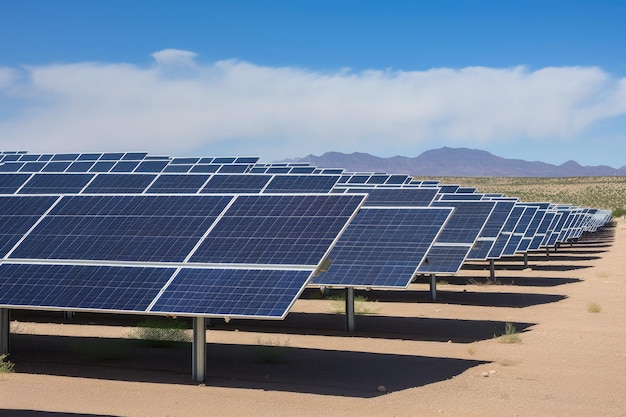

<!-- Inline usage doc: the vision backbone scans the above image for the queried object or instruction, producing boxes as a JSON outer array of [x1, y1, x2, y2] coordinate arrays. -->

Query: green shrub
[[0, 354, 15, 373], [128, 318, 191, 347]]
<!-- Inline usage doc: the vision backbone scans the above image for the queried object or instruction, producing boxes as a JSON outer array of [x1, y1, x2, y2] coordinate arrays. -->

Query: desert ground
[[1, 219, 624, 417]]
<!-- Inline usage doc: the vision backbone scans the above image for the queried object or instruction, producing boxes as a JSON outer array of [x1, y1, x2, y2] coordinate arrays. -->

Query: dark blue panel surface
[[310, 207, 452, 288], [479, 201, 516, 238], [66, 162, 95, 172], [83, 174, 156, 193], [189, 194, 364, 265], [502, 234, 523, 256], [147, 174, 210, 193], [135, 160, 169, 172], [467, 239, 497, 260], [150, 268, 311, 318], [200, 174, 271, 194], [41, 161, 71, 172], [362, 188, 438, 207], [264, 175, 340, 193], [10, 195, 233, 262], [19, 174, 93, 194], [487, 233, 511, 259], [0, 195, 59, 257], [416, 245, 472, 274], [430, 201, 495, 244], [0, 173, 30, 194], [0, 264, 174, 311], [217, 164, 248, 173]]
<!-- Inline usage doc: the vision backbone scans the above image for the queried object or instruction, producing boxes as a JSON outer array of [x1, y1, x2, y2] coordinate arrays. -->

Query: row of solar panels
[[0, 151, 613, 321]]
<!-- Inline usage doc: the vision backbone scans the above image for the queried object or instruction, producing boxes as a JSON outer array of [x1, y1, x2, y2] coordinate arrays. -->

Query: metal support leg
[[345, 287, 355, 332], [429, 274, 437, 301], [192, 317, 206, 383], [545, 247, 550, 258], [489, 259, 496, 282], [0, 309, 9, 355], [523, 252, 528, 268]]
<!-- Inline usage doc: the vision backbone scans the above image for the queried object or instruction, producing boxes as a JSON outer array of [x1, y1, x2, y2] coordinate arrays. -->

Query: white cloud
[[0, 49, 625, 160]]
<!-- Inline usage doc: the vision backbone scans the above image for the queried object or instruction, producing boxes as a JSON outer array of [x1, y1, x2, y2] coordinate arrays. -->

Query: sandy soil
[[1, 219, 625, 417]]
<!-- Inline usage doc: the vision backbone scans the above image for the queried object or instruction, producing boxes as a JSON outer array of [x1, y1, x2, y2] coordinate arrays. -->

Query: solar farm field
[[414, 176, 626, 215]]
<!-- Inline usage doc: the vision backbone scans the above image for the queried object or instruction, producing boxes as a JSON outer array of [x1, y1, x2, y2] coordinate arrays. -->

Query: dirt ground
[[1, 219, 624, 417]]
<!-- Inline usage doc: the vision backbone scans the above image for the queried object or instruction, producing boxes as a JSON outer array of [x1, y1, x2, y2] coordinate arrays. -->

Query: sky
[[1, 1, 626, 167]]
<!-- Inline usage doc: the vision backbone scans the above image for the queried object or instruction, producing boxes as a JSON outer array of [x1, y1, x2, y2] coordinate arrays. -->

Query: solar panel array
[[0, 150, 614, 322]]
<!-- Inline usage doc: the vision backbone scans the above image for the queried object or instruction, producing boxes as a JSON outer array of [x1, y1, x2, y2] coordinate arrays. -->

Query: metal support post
[[489, 259, 496, 282], [345, 287, 355, 332], [192, 317, 206, 383], [0, 309, 9, 355], [429, 274, 437, 301], [545, 247, 550, 258], [523, 252, 528, 268]]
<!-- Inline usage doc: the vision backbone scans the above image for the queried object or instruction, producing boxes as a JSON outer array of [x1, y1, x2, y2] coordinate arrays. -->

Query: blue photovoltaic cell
[[361, 188, 438, 207], [83, 174, 156, 193], [529, 235, 545, 251], [478, 201, 516, 238], [89, 161, 116, 172], [416, 245, 472, 274], [189, 194, 365, 265], [310, 207, 452, 288], [266, 167, 291, 174], [77, 153, 102, 161], [171, 157, 200, 164], [487, 233, 512, 259], [263, 175, 340, 193], [121, 152, 148, 160], [0, 264, 175, 311], [51, 153, 79, 161], [66, 162, 95, 172], [110, 161, 140, 172], [347, 175, 370, 184], [135, 160, 169, 172], [290, 167, 316, 174], [513, 207, 538, 234], [150, 268, 312, 318], [213, 157, 236, 164], [523, 209, 545, 238], [217, 164, 249, 173], [19, 162, 46, 172], [0, 163, 23, 172], [438, 185, 460, 193], [19, 174, 94, 194], [0, 195, 59, 257], [466, 239, 497, 260], [501, 206, 525, 232], [10, 195, 233, 263], [41, 161, 72, 172], [200, 174, 271, 194], [0, 174, 30, 194], [439, 193, 483, 201], [517, 237, 532, 252], [190, 164, 220, 173], [502, 234, 523, 256], [100, 153, 125, 161], [234, 157, 259, 164], [163, 165, 192, 173], [430, 201, 495, 244], [146, 174, 210, 193], [386, 175, 409, 185]]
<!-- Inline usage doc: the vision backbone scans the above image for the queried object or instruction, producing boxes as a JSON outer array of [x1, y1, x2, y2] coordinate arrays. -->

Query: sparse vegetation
[[587, 302, 602, 313], [496, 322, 521, 344], [255, 336, 291, 363], [330, 293, 379, 315], [0, 354, 15, 373], [127, 318, 191, 347], [414, 176, 626, 214]]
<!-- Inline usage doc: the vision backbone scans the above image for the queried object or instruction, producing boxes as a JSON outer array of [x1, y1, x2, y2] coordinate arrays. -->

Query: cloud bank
[[1, 49, 625, 160]]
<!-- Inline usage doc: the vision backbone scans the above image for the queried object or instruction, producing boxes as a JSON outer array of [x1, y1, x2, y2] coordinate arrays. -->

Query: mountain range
[[292, 147, 626, 177]]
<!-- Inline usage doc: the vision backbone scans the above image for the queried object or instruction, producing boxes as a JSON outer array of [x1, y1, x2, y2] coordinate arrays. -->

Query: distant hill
[[291, 147, 626, 177]]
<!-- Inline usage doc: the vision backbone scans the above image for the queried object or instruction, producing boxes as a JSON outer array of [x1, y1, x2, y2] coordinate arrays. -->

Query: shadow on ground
[[9, 334, 487, 398], [0, 411, 116, 417]]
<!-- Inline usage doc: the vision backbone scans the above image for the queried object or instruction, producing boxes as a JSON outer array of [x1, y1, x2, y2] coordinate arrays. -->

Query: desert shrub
[[587, 302, 601, 313], [496, 322, 521, 344], [0, 354, 15, 373], [128, 318, 191, 347], [329, 293, 379, 315]]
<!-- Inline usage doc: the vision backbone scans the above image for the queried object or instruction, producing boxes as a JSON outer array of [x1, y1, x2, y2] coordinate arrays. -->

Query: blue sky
[[1, 1, 625, 167]]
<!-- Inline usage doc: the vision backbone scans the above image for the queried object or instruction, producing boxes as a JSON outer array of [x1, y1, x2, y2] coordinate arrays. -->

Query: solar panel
[[0, 174, 30, 194], [9, 195, 233, 263], [149, 268, 312, 318], [309, 207, 452, 288], [17, 174, 93, 194], [0, 195, 59, 256], [0, 264, 174, 312], [200, 174, 272, 194], [361, 188, 438, 207], [83, 174, 156, 193], [146, 174, 210, 194], [188, 194, 365, 266], [415, 245, 473, 274], [429, 201, 496, 244], [263, 175, 340, 193]]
